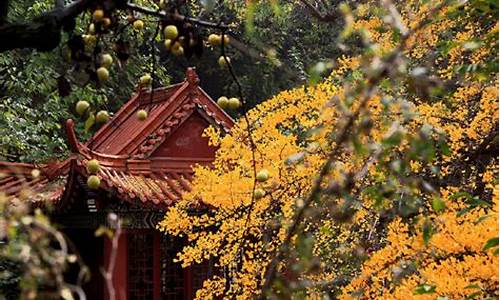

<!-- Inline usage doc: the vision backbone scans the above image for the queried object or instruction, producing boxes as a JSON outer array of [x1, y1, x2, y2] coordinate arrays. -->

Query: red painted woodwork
[[104, 230, 128, 300], [127, 231, 155, 299], [150, 112, 217, 158], [85, 68, 233, 157], [184, 265, 193, 299], [153, 232, 161, 300], [0, 161, 68, 203], [161, 235, 186, 299], [0, 68, 234, 300]]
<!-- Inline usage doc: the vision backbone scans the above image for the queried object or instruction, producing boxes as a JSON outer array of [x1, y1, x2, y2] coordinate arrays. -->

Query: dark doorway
[[64, 228, 104, 299]]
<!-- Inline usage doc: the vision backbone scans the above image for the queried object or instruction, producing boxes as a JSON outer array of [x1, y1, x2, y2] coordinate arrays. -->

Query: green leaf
[[200, 0, 215, 12], [449, 191, 473, 200], [320, 225, 332, 236], [474, 214, 492, 225], [464, 284, 481, 289], [438, 139, 451, 156], [465, 291, 482, 299], [84, 113, 95, 134], [382, 131, 403, 147], [414, 284, 436, 295], [422, 219, 433, 246], [245, 2, 256, 36], [482, 237, 499, 251], [432, 197, 446, 213], [457, 197, 491, 217]]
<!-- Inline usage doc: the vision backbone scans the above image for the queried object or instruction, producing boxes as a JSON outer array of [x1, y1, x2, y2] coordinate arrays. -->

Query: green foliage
[[0, 0, 346, 162], [0, 257, 21, 300]]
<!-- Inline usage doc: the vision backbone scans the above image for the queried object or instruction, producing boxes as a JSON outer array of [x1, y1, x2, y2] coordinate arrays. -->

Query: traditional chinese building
[[0, 68, 233, 299]]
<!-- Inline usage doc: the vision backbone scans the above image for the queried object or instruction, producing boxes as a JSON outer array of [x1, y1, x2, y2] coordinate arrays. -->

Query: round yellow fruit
[[254, 188, 265, 199], [218, 56, 230, 68], [102, 17, 111, 28], [88, 23, 96, 34], [256, 169, 269, 182], [31, 169, 40, 178], [164, 25, 178, 40], [159, 0, 167, 9], [140, 74, 152, 85], [87, 175, 101, 189], [164, 39, 172, 50], [217, 96, 229, 109], [83, 34, 97, 46], [86, 159, 100, 174], [96, 67, 109, 82], [171, 42, 184, 56], [137, 109, 148, 121], [93, 9, 104, 22], [222, 34, 230, 45], [208, 34, 221, 46], [228, 97, 241, 110], [101, 53, 113, 67], [96, 110, 109, 123], [133, 20, 144, 30], [75, 100, 90, 115]]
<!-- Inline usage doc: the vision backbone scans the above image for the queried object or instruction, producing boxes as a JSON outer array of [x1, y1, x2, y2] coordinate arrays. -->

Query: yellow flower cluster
[[159, 0, 498, 298]]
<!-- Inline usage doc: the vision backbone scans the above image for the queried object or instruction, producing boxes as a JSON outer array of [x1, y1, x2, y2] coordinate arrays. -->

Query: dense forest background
[[0, 0, 345, 163]]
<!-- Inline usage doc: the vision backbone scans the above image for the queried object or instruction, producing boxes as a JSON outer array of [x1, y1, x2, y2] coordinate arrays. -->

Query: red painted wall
[[150, 112, 217, 158]]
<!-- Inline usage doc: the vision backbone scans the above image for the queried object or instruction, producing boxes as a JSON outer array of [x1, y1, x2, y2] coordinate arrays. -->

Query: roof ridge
[[111, 80, 192, 155]]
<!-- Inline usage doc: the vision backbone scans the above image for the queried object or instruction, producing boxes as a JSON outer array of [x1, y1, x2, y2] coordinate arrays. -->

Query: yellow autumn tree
[[159, 0, 499, 298]]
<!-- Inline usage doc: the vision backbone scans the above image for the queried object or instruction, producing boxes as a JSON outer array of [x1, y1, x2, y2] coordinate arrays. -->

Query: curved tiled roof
[[0, 161, 68, 203], [0, 68, 234, 208]]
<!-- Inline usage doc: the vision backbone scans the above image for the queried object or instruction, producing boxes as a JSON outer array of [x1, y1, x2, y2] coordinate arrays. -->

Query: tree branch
[[298, 0, 338, 23], [0, 0, 90, 52], [55, 0, 65, 9], [259, 0, 449, 295], [0, 0, 9, 25], [125, 2, 229, 29], [0, 0, 229, 53]]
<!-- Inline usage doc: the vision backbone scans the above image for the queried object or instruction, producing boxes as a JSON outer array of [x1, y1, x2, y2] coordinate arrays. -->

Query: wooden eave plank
[[160, 172, 184, 196], [151, 173, 178, 202], [169, 172, 192, 192]]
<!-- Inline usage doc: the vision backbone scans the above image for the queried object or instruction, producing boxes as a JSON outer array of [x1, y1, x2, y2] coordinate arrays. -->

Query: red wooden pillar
[[184, 266, 193, 299], [104, 229, 128, 300], [153, 231, 161, 300]]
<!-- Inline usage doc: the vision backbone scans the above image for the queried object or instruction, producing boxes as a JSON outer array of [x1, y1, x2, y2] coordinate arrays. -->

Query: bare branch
[[101, 215, 122, 300], [55, 0, 65, 8], [126, 2, 229, 29], [0, 0, 229, 53], [298, 0, 338, 23], [0, 0, 90, 52]]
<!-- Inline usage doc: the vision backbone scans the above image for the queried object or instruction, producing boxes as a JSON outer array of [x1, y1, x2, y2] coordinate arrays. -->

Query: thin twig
[[101, 217, 122, 300], [149, 22, 161, 106]]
